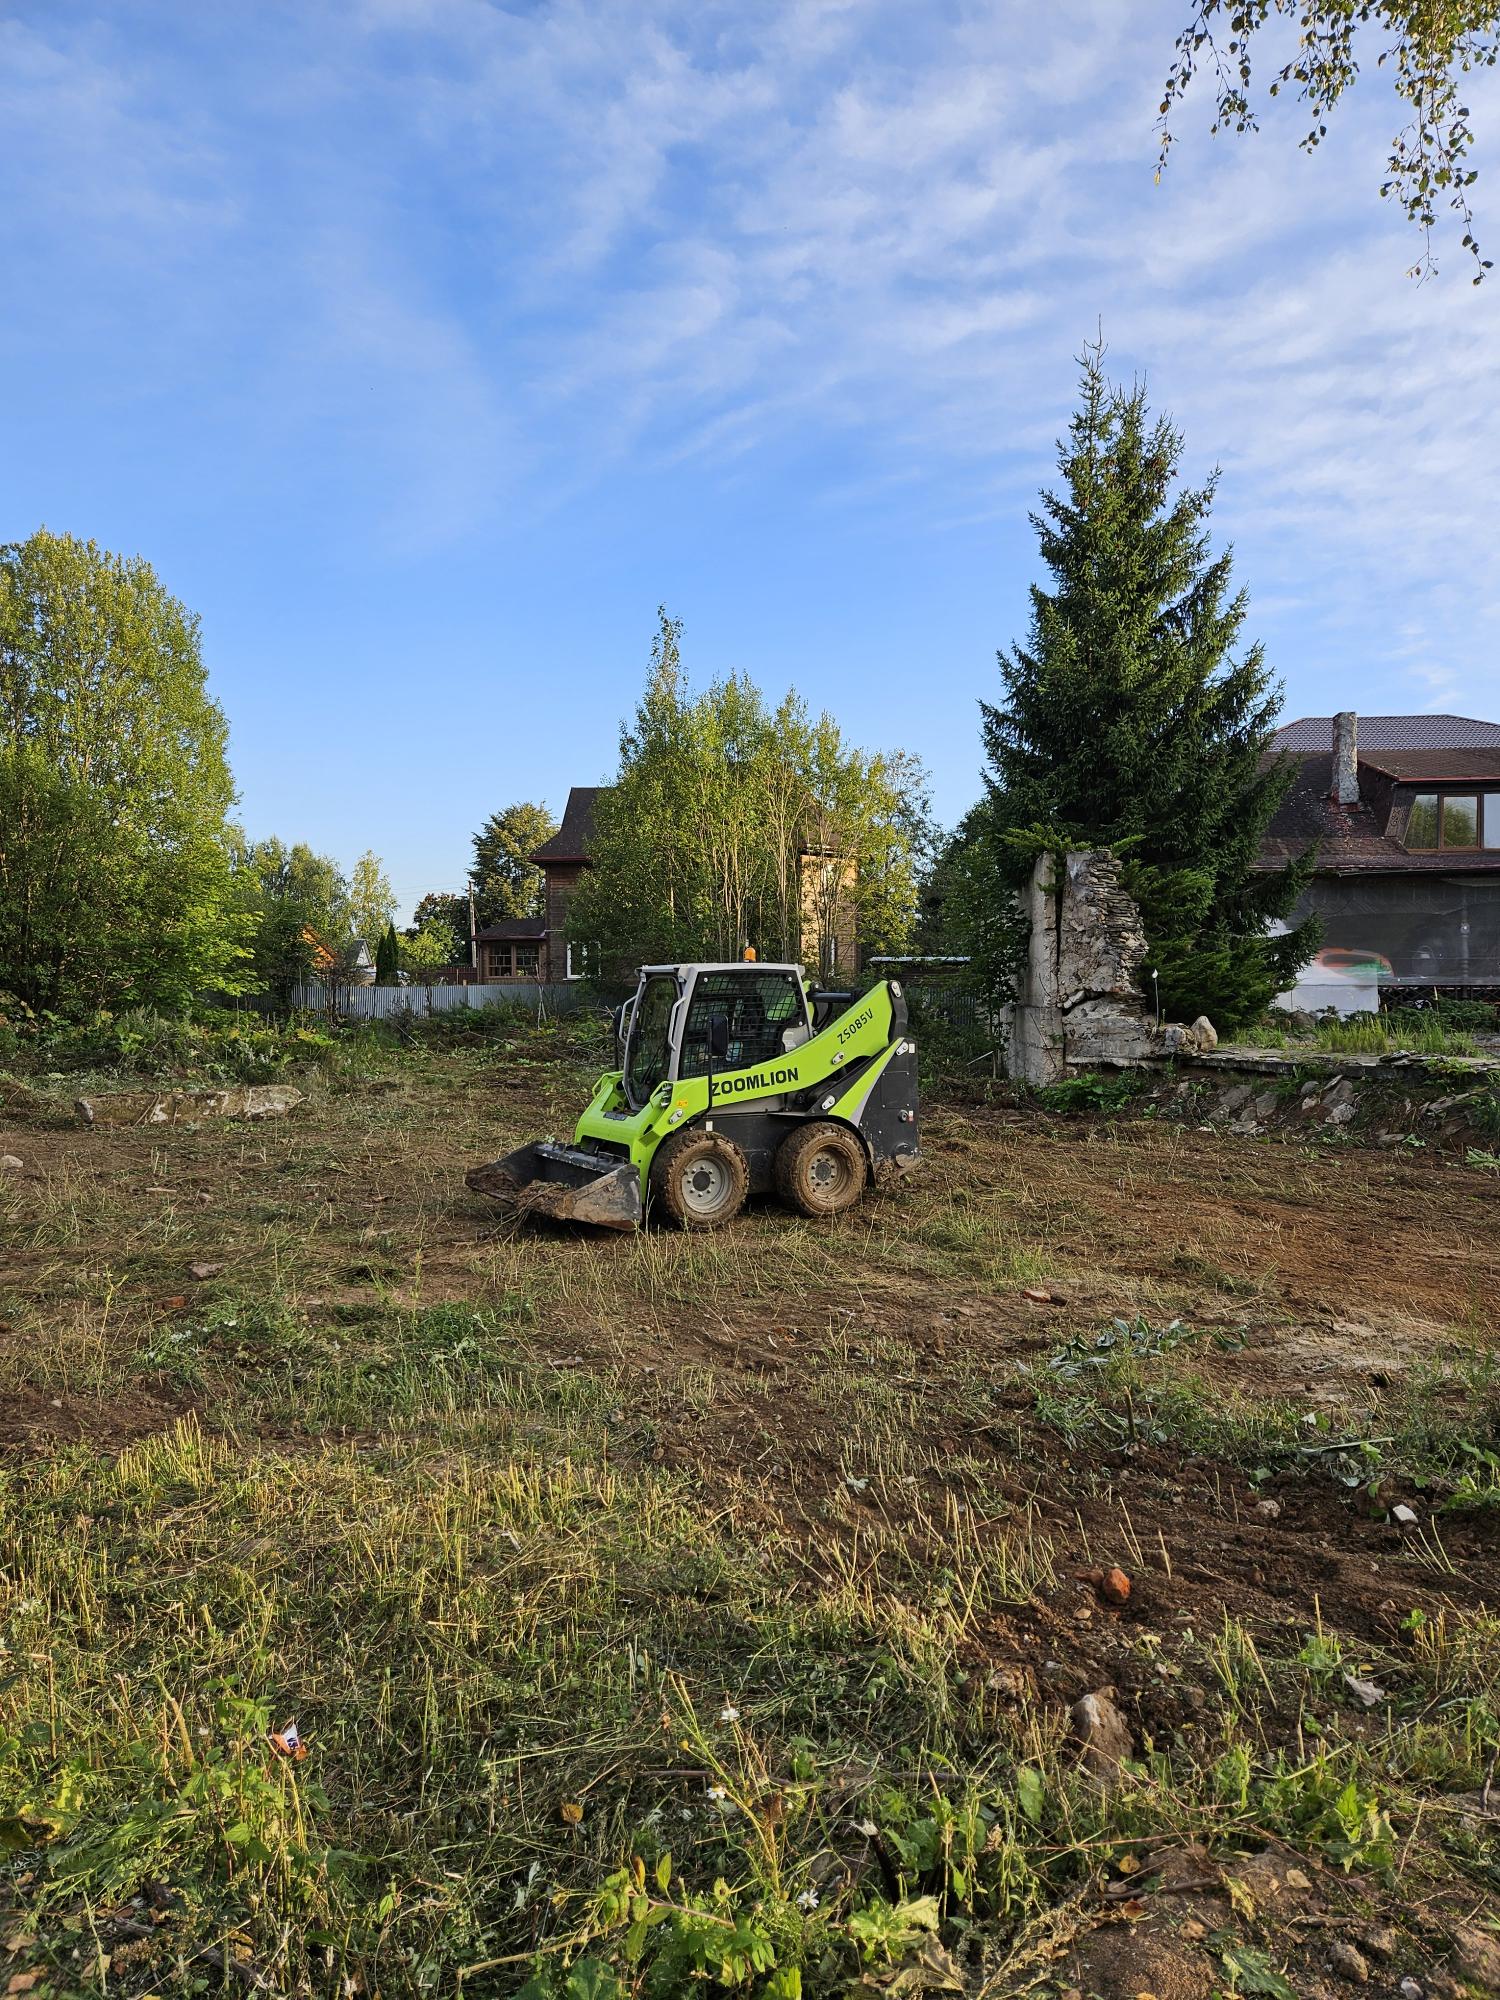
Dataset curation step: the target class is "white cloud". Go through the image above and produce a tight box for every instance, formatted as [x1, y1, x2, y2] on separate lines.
[0, 16, 234, 241]
[3, 0, 1498, 710]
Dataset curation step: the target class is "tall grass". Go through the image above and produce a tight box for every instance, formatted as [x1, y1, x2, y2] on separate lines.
[1319, 1013, 1478, 1057]
[1257, 1009, 1483, 1058]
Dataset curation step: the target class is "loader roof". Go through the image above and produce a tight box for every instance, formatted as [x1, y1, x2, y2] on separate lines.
[639, 961, 806, 978]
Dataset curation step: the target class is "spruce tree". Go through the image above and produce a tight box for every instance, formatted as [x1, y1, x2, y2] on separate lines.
[375, 921, 400, 986]
[975, 346, 1316, 1031]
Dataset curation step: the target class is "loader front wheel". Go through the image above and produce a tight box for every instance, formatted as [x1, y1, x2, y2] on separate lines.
[775, 1121, 867, 1218]
[651, 1129, 750, 1230]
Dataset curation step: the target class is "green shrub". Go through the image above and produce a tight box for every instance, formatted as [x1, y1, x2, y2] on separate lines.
[1035, 1070, 1144, 1114]
[0, 1007, 334, 1082]
[908, 1000, 995, 1085]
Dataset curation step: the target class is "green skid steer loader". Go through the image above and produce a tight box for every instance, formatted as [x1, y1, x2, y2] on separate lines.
[467, 961, 919, 1231]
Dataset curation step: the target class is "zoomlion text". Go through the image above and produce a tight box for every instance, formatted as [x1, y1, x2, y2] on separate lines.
[709, 1065, 799, 1100]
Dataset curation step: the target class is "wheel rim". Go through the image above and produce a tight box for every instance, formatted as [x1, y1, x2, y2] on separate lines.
[807, 1146, 851, 1198]
[682, 1154, 731, 1216]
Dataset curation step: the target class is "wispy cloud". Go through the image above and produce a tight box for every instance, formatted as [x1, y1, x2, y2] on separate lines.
[3, 0, 1498, 714]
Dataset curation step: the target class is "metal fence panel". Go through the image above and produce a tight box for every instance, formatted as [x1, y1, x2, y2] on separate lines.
[287, 981, 590, 1019]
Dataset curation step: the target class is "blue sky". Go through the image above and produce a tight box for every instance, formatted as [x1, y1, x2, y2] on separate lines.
[3, 0, 1498, 920]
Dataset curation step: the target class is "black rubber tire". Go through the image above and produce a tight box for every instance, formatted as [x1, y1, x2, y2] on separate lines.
[774, 1121, 868, 1218]
[650, 1128, 750, 1230]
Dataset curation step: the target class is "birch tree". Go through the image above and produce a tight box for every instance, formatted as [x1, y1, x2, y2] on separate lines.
[566, 610, 926, 982]
[348, 850, 396, 944]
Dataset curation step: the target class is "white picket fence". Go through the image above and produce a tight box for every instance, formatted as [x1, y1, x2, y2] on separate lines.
[288, 980, 588, 1021]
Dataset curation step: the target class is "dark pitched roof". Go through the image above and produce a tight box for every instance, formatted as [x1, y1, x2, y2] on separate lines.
[1273, 714, 1500, 752]
[531, 786, 605, 864]
[1359, 747, 1500, 782]
[475, 917, 547, 942]
[1258, 753, 1500, 874]
[1259, 754, 1395, 871]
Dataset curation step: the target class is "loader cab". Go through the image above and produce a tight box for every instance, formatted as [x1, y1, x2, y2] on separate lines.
[620, 963, 812, 1110]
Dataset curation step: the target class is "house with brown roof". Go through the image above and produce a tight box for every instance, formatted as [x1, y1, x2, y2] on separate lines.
[1259, 711, 1500, 1007]
[473, 781, 864, 985]
[474, 787, 601, 984]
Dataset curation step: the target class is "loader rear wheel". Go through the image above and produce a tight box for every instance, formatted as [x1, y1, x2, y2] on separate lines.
[775, 1121, 867, 1218]
[651, 1129, 750, 1230]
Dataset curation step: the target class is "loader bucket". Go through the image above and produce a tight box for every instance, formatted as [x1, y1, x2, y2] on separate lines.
[466, 1140, 642, 1231]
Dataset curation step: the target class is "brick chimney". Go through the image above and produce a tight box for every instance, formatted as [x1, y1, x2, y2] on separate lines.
[1332, 710, 1359, 806]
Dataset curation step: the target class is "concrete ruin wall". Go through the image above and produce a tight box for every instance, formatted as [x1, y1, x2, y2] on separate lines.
[1003, 849, 1161, 1085]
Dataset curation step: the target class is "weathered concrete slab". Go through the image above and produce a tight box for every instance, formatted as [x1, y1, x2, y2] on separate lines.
[1006, 849, 1165, 1083]
[1196, 1047, 1500, 1079]
[1007, 999, 1066, 1086]
[1066, 996, 1157, 1065]
[1057, 849, 1150, 1002]
[75, 1084, 304, 1128]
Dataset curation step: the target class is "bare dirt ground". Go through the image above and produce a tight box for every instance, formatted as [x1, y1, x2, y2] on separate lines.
[2, 1024, 1498, 1998]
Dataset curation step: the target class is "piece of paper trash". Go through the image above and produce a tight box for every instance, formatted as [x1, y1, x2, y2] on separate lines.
[268, 1720, 308, 1759]
[1342, 1672, 1386, 1707]
[1391, 1502, 1418, 1525]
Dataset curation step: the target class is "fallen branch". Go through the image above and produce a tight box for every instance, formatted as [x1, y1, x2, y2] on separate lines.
[1296, 1436, 1393, 1456]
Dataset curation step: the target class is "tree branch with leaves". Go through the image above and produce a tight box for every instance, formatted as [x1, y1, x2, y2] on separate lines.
[1159, 1, 1499, 279]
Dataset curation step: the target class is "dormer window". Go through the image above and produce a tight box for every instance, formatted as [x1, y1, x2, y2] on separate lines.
[1405, 791, 1500, 851]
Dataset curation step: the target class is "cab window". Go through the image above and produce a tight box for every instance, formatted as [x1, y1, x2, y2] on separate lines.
[679, 971, 809, 1080]
[624, 975, 677, 1107]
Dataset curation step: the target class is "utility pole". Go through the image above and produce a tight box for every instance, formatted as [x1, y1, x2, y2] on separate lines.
[468, 877, 478, 973]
